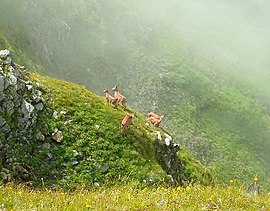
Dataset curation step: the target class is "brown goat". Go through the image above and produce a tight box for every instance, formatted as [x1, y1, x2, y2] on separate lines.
[147, 113, 165, 127]
[121, 113, 135, 133]
[147, 112, 164, 119]
[104, 89, 118, 108]
[112, 85, 127, 110]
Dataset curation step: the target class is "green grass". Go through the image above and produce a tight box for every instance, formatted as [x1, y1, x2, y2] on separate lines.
[0, 72, 213, 188]
[1, 183, 269, 210]
[29, 73, 165, 187]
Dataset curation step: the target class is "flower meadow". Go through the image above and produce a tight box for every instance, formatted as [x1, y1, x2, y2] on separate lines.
[1, 183, 270, 210]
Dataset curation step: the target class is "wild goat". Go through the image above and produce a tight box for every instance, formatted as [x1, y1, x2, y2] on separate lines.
[112, 85, 127, 110]
[147, 112, 165, 127]
[147, 112, 164, 119]
[121, 113, 135, 133]
[104, 89, 118, 108]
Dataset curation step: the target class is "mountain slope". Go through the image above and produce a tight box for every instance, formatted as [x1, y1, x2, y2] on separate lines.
[1, 0, 270, 187]
[0, 51, 213, 187]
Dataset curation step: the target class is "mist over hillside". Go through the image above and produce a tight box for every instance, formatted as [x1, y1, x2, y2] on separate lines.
[1, 0, 270, 96]
[1, 0, 270, 185]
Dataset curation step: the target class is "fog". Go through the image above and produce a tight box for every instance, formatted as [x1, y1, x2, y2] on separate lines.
[1, 0, 270, 98]
[144, 0, 270, 79]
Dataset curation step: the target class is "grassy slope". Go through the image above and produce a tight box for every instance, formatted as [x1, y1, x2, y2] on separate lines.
[10, 72, 210, 188]
[150, 60, 270, 186]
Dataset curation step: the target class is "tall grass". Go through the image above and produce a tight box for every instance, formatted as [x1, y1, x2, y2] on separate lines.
[0, 184, 269, 210]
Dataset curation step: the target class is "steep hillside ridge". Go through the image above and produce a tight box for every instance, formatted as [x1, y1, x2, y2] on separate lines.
[0, 51, 213, 187]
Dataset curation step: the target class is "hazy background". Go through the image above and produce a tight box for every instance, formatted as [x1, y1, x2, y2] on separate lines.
[1, 0, 270, 100]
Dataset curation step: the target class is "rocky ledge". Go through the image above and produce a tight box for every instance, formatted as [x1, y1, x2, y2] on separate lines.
[0, 49, 46, 139]
[0, 49, 49, 181]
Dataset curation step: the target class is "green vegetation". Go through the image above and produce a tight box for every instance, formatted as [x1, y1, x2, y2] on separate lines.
[1, 0, 270, 196]
[144, 62, 270, 186]
[32, 73, 165, 187]
[0, 71, 213, 188]
[1, 183, 269, 210]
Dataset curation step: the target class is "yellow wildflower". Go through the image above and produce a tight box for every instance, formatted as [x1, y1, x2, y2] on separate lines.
[85, 204, 91, 208]
[186, 186, 191, 191]
[254, 176, 259, 182]
[47, 189, 52, 194]
[229, 179, 234, 183]
[209, 195, 216, 202]
[60, 192, 65, 195]
[177, 186, 181, 191]
[17, 191, 23, 195]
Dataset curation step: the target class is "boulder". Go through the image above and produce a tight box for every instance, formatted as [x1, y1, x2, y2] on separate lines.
[0, 49, 10, 59]
[52, 129, 63, 143]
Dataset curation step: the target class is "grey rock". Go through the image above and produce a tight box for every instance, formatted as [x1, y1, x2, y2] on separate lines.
[157, 131, 162, 140]
[9, 66, 20, 77]
[47, 153, 53, 159]
[35, 102, 44, 111]
[164, 133, 172, 141]
[0, 116, 6, 128]
[36, 131, 45, 141]
[164, 138, 170, 146]
[72, 160, 79, 165]
[0, 49, 10, 59]
[4, 77, 10, 89]
[53, 111, 58, 119]
[33, 94, 43, 103]
[26, 84, 33, 90]
[22, 100, 35, 117]
[3, 100, 14, 115]
[8, 74, 17, 86]
[0, 75, 5, 92]
[155, 135, 186, 186]
[42, 143, 51, 150]
[0, 92, 4, 102]
[3, 56, 12, 66]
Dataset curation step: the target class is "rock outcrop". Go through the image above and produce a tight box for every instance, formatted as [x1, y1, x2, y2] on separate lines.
[0, 49, 46, 139]
[0, 49, 47, 182]
[154, 132, 186, 186]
